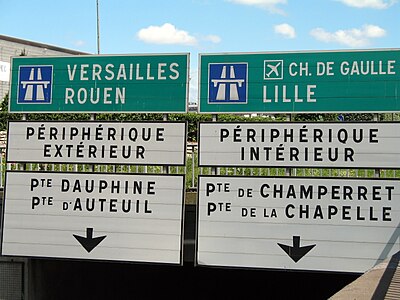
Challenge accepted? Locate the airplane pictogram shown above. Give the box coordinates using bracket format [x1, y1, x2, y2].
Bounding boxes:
[264, 60, 283, 80]
[265, 61, 281, 78]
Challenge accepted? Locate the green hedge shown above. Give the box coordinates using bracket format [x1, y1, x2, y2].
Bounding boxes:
[2, 93, 400, 142]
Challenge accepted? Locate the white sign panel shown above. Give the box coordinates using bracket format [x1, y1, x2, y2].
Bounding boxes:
[197, 176, 400, 273]
[0, 61, 10, 82]
[2, 171, 185, 264]
[199, 122, 400, 168]
[7, 121, 187, 165]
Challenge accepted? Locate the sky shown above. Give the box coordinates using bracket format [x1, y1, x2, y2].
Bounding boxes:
[1, 0, 399, 103]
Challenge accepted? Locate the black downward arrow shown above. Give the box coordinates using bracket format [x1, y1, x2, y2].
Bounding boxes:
[277, 236, 316, 263]
[73, 228, 106, 253]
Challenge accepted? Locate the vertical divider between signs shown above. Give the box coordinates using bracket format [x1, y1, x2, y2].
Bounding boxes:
[20, 113, 29, 300]
[211, 114, 218, 176]
[163, 114, 169, 174]
[373, 113, 380, 178]
[20, 114, 28, 171]
[90, 113, 96, 173]
[285, 114, 292, 177]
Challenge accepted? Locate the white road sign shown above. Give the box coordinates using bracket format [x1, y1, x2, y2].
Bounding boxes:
[197, 176, 400, 273]
[2, 171, 185, 264]
[7, 121, 187, 165]
[199, 122, 400, 168]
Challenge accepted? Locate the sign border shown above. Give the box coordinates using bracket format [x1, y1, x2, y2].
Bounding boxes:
[197, 121, 400, 169]
[9, 53, 190, 114]
[1, 170, 186, 266]
[6, 120, 188, 166]
[195, 174, 400, 272]
[17, 64, 54, 105]
[198, 48, 400, 114]
[207, 62, 249, 105]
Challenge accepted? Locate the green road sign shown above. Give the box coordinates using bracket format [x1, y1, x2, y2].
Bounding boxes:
[9, 53, 189, 113]
[199, 49, 400, 113]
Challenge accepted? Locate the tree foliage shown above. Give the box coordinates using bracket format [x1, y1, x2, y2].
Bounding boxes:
[0, 94, 22, 130]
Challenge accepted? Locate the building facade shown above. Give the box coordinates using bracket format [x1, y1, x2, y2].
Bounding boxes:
[0, 35, 87, 101]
